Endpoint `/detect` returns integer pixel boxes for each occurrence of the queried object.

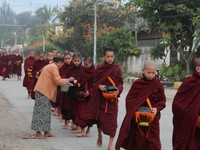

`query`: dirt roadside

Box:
[0,92,57,150]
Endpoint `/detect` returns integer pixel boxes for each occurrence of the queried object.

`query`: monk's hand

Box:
[99,85,106,91]
[151,108,157,115]
[84,91,89,97]
[115,89,119,97]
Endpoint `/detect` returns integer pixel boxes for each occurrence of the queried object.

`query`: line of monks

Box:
[14,48,200,150]
[0,50,23,81]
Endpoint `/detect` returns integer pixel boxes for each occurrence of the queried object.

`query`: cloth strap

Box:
[105,76,117,113]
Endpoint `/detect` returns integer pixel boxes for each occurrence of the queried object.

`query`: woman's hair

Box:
[53,56,64,63]
[73,53,82,60]
[103,48,114,56]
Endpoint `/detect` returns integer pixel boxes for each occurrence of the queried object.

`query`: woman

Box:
[25,56,74,139]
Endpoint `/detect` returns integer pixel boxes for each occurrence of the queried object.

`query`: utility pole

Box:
[93,0,97,66]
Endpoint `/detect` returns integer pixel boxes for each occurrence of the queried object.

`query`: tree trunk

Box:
[185,60,190,74]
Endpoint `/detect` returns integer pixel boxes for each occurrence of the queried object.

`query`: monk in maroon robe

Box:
[23,50,36,98]
[172,56,200,150]
[13,50,23,81]
[54,53,73,121]
[61,53,83,129]
[0,52,9,80]
[74,57,95,137]
[31,50,47,99]
[115,61,166,150]
[86,48,123,150]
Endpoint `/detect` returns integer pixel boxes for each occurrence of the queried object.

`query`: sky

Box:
[0,0,68,14]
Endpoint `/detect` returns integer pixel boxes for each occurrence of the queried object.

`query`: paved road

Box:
[0,77,177,150]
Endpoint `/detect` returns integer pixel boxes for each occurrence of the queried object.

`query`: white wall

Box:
[127,47,170,74]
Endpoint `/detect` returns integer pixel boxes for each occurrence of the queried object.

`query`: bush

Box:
[159,63,187,82]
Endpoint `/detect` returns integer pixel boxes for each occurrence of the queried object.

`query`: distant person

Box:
[13,50,23,81]
[23,50,36,99]
[23,56,74,139]
[115,60,166,150]
[0,51,9,80]
[172,56,200,150]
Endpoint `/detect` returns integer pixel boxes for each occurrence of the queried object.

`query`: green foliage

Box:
[86,28,141,64]
[56,0,137,56]
[0,1,16,42]
[129,0,200,74]
[159,62,187,82]
[150,43,167,60]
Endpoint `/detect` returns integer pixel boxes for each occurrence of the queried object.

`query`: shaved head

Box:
[143,60,157,69]
[192,56,200,72]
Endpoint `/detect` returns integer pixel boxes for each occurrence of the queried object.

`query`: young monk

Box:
[55,52,73,122]
[115,60,166,150]
[172,56,200,150]
[31,50,47,99]
[23,50,36,98]
[61,53,83,130]
[74,56,95,137]
[45,52,54,64]
[86,48,123,150]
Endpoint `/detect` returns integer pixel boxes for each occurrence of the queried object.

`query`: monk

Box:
[13,50,23,81]
[115,60,166,150]
[74,56,95,137]
[172,56,200,150]
[0,51,9,80]
[45,52,54,64]
[86,48,123,150]
[23,50,36,98]
[61,53,83,130]
[54,52,73,121]
[31,50,47,99]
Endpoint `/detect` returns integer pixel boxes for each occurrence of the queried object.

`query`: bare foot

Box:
[76,130,86,137]
[44,131,55,137]
[62,124,68,129]
[108,146,115,150]
[96,136,102,147]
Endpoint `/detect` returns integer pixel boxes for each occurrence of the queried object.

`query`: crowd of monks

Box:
[0,50,23,81]
[1,48,200,150]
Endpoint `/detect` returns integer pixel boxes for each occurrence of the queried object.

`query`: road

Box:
[0,77,177,150]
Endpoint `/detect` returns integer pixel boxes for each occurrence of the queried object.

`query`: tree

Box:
[35,5,58,24]
[0,1,16,44]
[130,0,200,74]
[85,27,141,71]
[55,0,137,55]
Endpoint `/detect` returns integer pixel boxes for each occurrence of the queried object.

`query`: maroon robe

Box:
[7,54,14,76]
[86,63,123,137]
[14,55,23,76]
[0,55,9,78]
[54,63,73,109]
[172,72,200,150]
[60,64,83,121]
[115,76,166,150]
[74,65,95,128]
[31,59,47,99]
[22,57,36,94]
